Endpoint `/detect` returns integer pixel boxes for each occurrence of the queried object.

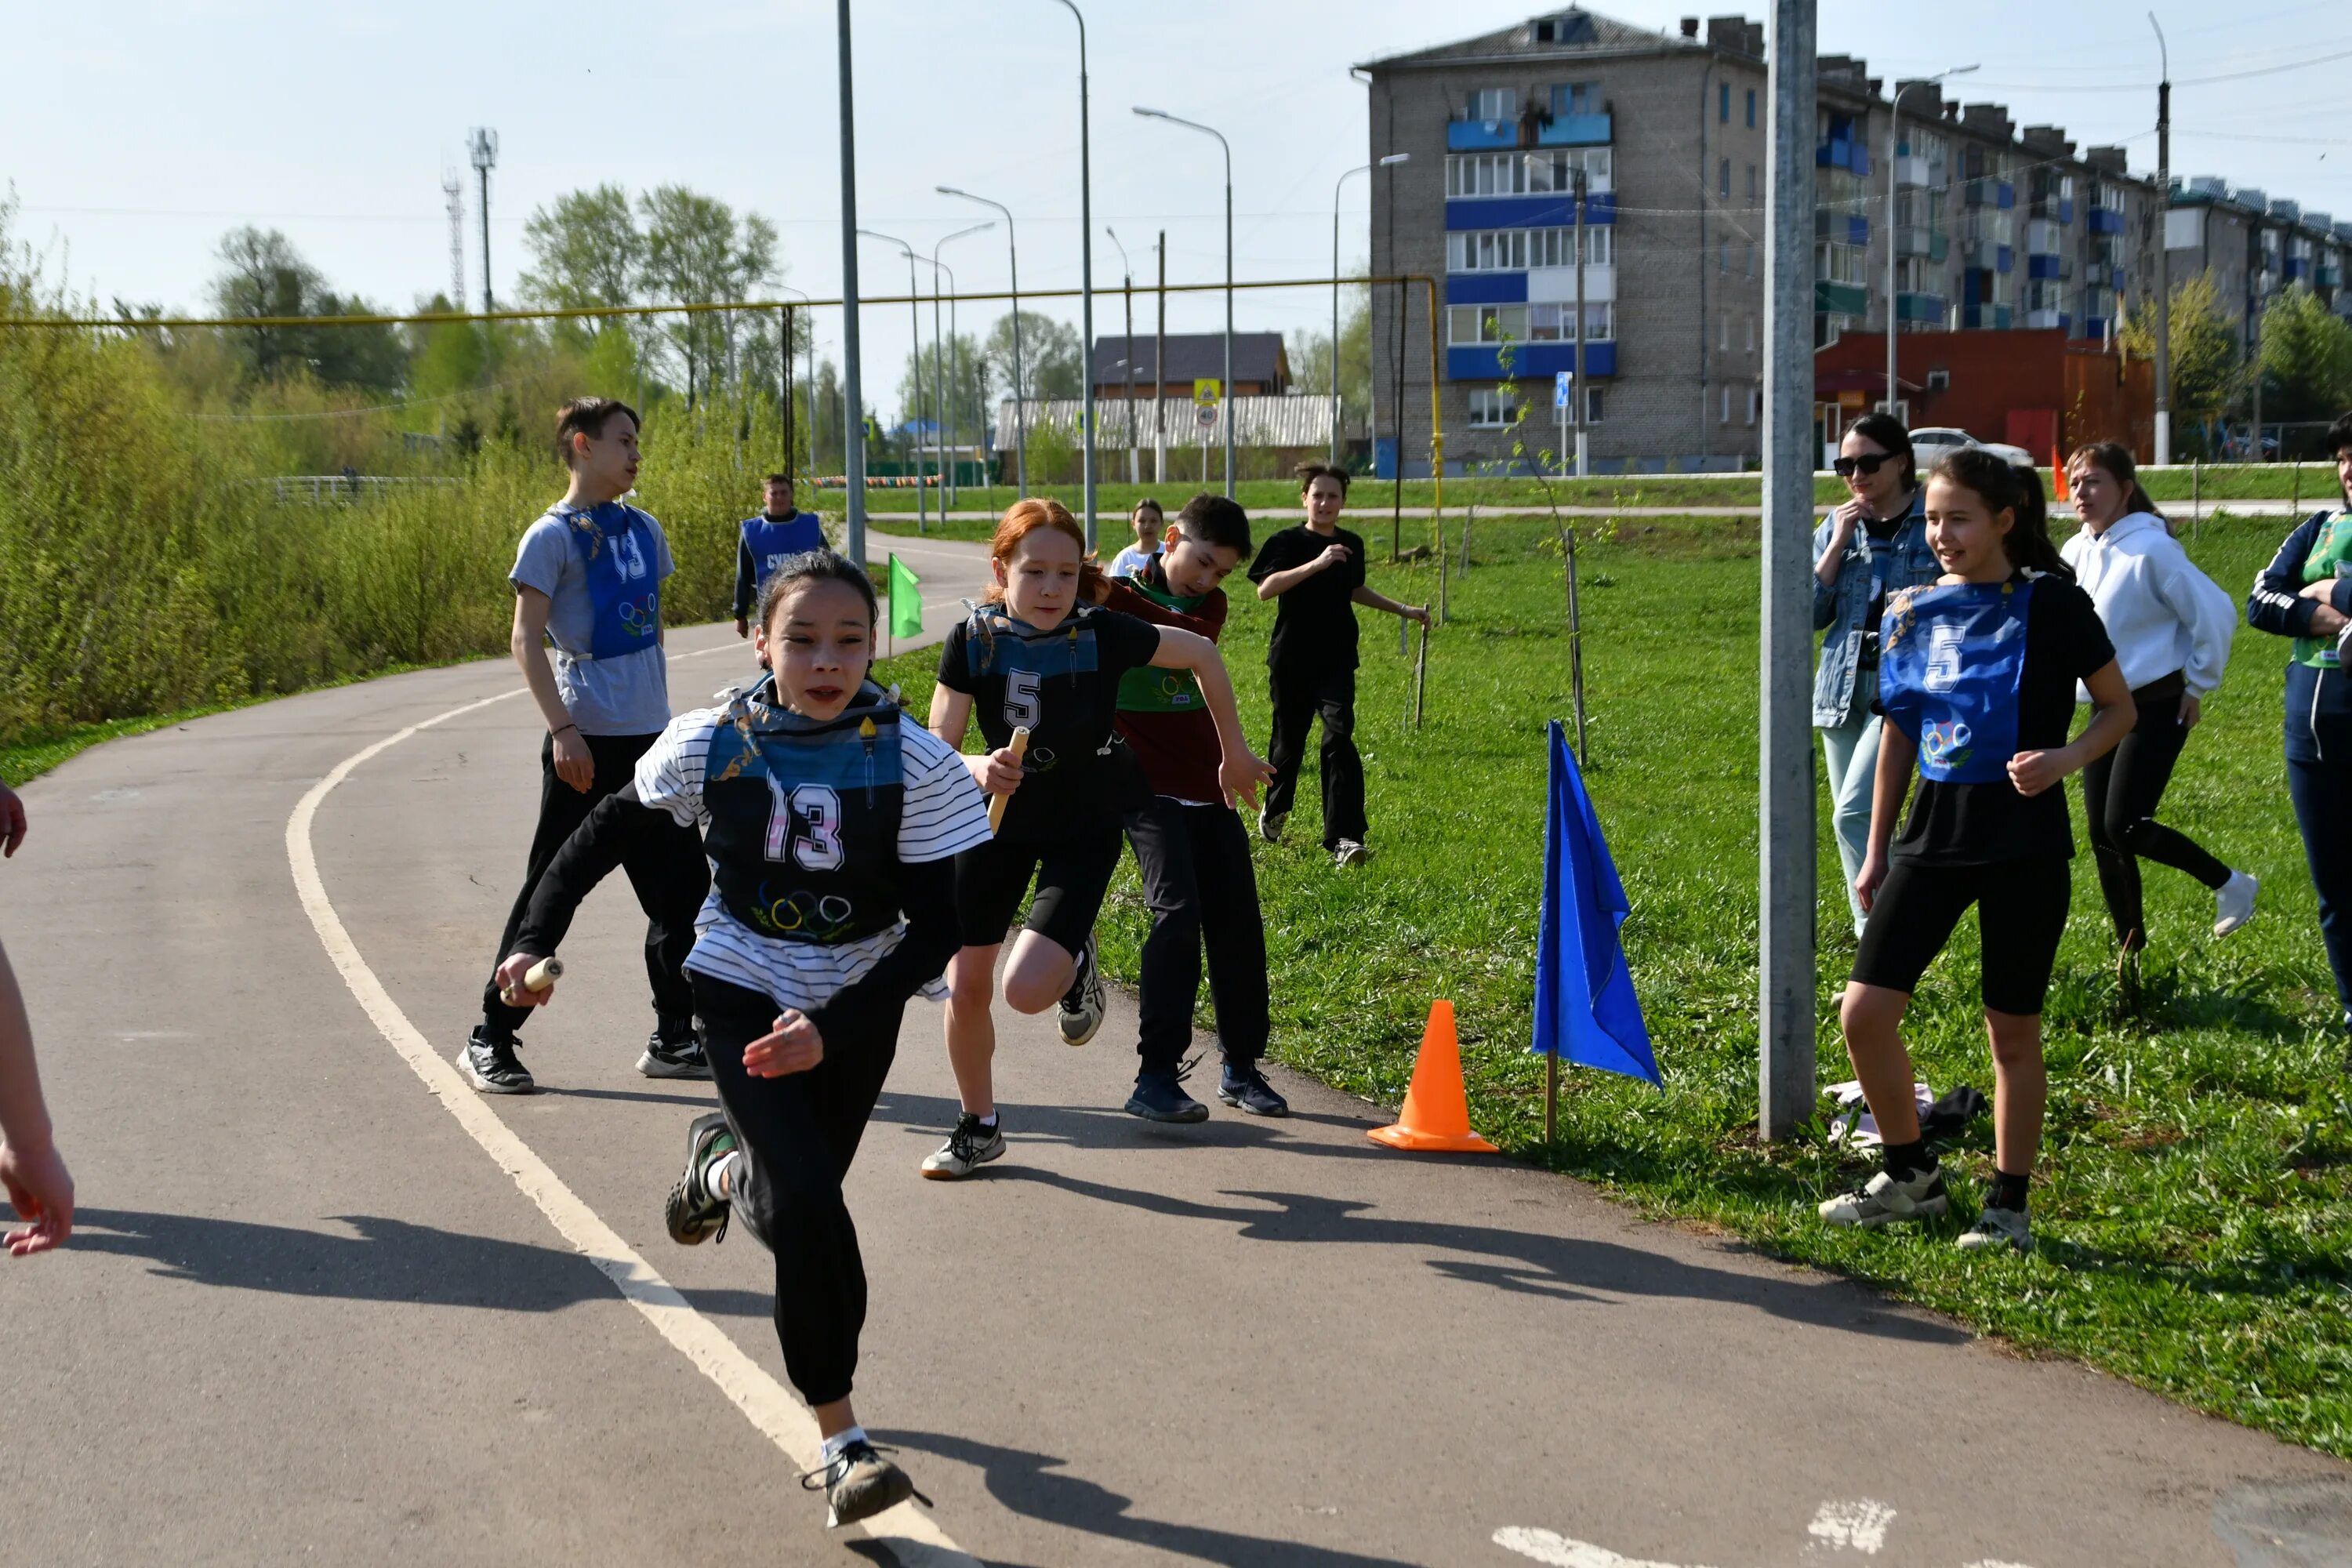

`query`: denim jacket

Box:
[1811,489,1938,727]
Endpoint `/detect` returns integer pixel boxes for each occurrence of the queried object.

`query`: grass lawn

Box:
[877,506,2352,1461]
[841,464,2348,521]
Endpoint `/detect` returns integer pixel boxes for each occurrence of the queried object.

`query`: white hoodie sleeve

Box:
[2148,533,2238,695]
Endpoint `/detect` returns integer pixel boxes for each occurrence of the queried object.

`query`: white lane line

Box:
[1493,1526,1715,1568]
[285,682,977,1566]
[1806,1500,1896,1555]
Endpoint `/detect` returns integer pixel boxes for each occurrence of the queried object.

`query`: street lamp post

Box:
[1135,107,1234,498]
[834,0,866,566]
[932,221,993,510]
[1106,227,1140,484]
[1886,66,1976,417]
[1332,154,1410,467]
[858,229,931,532]
[939,186,1024,492]
[1047,0,1099,546]
[2151,12,2173,466]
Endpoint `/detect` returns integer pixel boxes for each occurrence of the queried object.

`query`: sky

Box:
[7,1,2348,423]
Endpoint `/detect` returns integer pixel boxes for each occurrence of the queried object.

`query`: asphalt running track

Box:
[8,532,2350,1566]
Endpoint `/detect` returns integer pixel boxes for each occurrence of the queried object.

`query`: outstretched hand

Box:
[743,1010,824,1078]
[1219,749,1276,813]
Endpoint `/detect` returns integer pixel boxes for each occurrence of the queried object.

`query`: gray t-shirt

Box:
[510,503,677,735]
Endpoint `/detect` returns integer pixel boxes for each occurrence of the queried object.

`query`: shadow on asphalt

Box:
[862,1429,1421,1568]
[71,1208,772,1318]
[872,1090,1390,1163]
[984,1169,1965,1345]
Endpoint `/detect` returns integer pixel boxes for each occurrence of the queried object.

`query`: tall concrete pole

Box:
[1760,0,1819,1141]
[1050,0,1098,545]
[835,0,867,567]
[2152,13,2173,466]
[1886,69,1976,418]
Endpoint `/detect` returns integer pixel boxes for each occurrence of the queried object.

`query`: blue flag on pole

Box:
[1533,720,1660,1084]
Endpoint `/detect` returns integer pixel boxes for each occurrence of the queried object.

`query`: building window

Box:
[1719,82,1731,122]
[1816,241,1867,285]
[1584,387,1605,424]
[1719,315,1730,351]
[1446,226,1610,273]
[1468,387,1520,427]
[1746,163,1759,201]
[1460,88,1517,122]
[1446,301,1610,345]
[1747,386,1761,426]
[1721,385,1733,423]
[1746,88,1757,128]
[1745,314,1756,350]
[1552,82,1600,117]
[1746,242,1758,278]
[1720,241,1731,274]
[1446,149,1612,198]
[1719,158,1731,198]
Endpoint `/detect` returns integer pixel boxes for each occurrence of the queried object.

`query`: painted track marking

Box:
[285,678,976,1566]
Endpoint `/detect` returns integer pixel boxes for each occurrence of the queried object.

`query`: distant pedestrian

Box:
[1247,463,1427,866]
[2062,441,2250,997]
[1821,452,2133,1255]
[735,474,829,639]
[2245,410,2352,1061]
[1813,412,1940,935]
[0,780,71,1256]
[1107,497,1167,579]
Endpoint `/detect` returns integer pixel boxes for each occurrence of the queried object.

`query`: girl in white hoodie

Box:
[2061,442,2255,983]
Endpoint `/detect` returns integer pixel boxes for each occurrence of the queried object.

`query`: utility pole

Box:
[1760,0,1818,1142]
[1108,228,1138,483]
[2151,13,2173,466]
[2250,289,2267,461]
[1572,164,1588,478]
[1154,232,1167,485]
[1887,69,1978,418]
[441,169,466,310]
[834,0,867,567]
[467,129,498,313]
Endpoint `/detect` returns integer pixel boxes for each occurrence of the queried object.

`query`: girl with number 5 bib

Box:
[1820,452,2135,1256]
[494,550,996,1528]
[920,499,1272,1180]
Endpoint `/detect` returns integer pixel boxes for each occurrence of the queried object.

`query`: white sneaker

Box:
[919,1112,1006,1180]
[1258,807,1287,844]
[1956,1205,2033,1254]
[2212,869,2258,938]
[1817,1164,1948,1229]
[1333,839,1369,868]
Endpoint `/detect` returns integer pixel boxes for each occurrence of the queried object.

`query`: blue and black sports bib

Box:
[1879,579,2034,784]
[554,501,662,659]
[700,679,905,945]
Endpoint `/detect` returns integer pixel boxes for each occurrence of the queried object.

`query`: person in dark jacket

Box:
[2245,409,2352,1057]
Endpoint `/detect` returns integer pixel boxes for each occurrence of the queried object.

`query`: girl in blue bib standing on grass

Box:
[1819,450,2135,1255]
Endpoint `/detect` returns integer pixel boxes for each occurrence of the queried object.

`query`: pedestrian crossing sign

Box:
[1555,371,1574,408]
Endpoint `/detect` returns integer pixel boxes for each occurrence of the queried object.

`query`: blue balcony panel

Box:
[2083,315,2111,341]
[1445,273,1529,305]
[1996,182,2015,209]
[1536,112,1613,147]
[2087,207,2124,235]
[1996,245,2014,274]
[1446,120,1519,152]
[1444,194,1615,231]
[1446,342,1613,382]
[1846,215,1869,246]
[2027,253,2061,280]
[1817,140,1855,172]
[2286,258,2313,281]
[1896,292,1946,324]
[2060,199,2075,224]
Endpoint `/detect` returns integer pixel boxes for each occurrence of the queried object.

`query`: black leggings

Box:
[2079,673,2230,944]
[695,971,899,1409]
[1265,663,1367,850]
[1851,856,2072,1016]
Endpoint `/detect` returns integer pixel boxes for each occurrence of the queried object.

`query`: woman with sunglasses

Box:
[1813,412,1941,934]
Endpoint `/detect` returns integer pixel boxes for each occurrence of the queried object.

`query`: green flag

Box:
[888,554,924,641]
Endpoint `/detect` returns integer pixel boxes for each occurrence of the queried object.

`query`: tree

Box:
[2122,270,2238,432]
[2255,284,2352,426]
[637,186,779,406]
[209,226,404,393]
[517,185,643,312]
[1286,280,1374,436]
[982,311,1083,402]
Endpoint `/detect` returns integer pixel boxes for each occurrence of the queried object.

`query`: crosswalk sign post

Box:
[1555,371,1573,477]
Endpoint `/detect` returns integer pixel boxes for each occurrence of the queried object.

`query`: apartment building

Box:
[1361,8,2178,474]
[2165,179,2352,361]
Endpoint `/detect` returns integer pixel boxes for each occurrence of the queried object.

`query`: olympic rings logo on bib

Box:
[617,593,660,638]
[1921,719,1973,771]
[753,884,857,940]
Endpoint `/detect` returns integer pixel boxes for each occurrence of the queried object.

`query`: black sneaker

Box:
[458,1027,535,1094]
[802,1439,915,1529]
[1125,1070,1210,1123]
[1217,1063,1290,1117]
[919,1112,1007,1180]
[664,1111,735,1246]
[1057,935,1106,1047]
[638,1028,713,1080]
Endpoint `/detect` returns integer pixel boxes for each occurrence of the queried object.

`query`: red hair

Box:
[984,497,1106,605]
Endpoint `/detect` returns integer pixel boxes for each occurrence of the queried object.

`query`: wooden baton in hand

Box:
[502,956,564,1006]
[986,727,1032,833]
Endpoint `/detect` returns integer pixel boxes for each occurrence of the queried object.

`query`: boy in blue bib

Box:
[733,473,828,638]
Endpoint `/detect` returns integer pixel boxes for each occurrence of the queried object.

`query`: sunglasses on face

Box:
[1834,452,1896,478]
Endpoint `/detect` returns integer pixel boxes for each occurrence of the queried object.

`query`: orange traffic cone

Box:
[1367,1000,1499,1153]
[2052,447,2070,501]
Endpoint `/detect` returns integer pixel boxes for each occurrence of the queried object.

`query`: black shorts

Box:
[1850,855,2072,1016]
[953,817,1123,955]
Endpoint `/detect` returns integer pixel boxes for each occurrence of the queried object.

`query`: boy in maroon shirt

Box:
[1099,494,1287,1122]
